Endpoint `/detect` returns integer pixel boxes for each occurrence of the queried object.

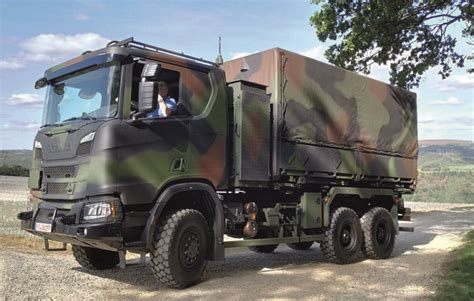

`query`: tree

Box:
[310,0,473,89]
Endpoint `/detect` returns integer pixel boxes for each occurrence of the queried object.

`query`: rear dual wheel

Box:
[321,206,397,264]
[360,207,396,259]
[321,207,363,264]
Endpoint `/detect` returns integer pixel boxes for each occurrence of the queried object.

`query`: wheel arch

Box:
[324,187,398,226]
[143,181,224,261]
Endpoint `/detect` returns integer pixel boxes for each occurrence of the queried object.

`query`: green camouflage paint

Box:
[223,48,418,186]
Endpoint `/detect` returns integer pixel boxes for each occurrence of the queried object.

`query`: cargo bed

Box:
[223,48,418,189]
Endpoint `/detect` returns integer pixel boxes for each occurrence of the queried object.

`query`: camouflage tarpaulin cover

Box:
[223,48,418,159]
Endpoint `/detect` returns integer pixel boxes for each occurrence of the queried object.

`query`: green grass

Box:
[433,231,474,301]
[444,164,474,171]
[405,172,474,203]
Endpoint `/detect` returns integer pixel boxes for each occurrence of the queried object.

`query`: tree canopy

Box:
[310,0,473,89]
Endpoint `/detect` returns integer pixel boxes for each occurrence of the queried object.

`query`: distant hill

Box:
[419,139,471,147]
[418,141,474,171]
[0,150,32,170]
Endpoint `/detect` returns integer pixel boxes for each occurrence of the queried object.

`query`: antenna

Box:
[215,36,224,65]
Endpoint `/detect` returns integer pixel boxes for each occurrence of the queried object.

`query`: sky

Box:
[0,0,472,149]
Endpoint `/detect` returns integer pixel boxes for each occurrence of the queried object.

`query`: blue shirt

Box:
[147,96,177,118]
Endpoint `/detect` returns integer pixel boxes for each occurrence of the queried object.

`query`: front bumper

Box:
[18,196,124,251]
[20,214,123,251]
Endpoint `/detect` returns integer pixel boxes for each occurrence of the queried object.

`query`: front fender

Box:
[142,182,224,261]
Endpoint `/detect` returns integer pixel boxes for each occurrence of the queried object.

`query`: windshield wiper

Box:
[40,123,62,128]
[62,115,97,122]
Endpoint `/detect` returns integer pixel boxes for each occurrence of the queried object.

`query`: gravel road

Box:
[1,206,473,300]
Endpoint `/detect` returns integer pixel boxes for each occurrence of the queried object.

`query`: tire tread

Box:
[150,209,207,288]
[320,207,362,264]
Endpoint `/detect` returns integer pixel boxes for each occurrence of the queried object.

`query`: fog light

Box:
[84,228,88,236]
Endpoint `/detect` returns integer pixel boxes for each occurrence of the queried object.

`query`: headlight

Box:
[80,132,95,144]
[34,140,42,149]
[82,200,120,222]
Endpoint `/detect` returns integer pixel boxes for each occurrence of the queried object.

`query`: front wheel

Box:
[150,209,209,288]
[72,245,120,270]
[321,207,363,264]
[360,207,396,259]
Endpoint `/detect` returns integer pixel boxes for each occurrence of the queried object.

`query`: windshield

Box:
[41,63,120,126]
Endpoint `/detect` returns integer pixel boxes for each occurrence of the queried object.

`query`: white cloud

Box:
[435,74,474,91]
[1,121,41,131]
[0,60,24,70]
[19,33,108,62]
[74,13,90,21]
[0,33,109,72]
[432,97,464,105]
[5,93,43,107]
[418,114,435,124]
[299,46,327,62]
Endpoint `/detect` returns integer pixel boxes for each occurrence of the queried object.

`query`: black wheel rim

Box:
[179,228,201,271]
[375,220,391,246]
[339,221,356,250]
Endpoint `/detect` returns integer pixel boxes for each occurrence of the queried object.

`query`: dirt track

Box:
[1,206,473,300]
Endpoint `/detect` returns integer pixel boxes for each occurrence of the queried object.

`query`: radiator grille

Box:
[46,183,69,194]
[44,166,76,178]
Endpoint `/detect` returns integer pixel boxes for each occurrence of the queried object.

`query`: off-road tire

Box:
[361,207,396,259]
[248,226,279,254]
[150,209,209,288]
[321,207,363,264]
[287,241,314,250]
[72,245,120,270]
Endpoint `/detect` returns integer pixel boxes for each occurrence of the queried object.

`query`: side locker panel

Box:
[229,80,270,185]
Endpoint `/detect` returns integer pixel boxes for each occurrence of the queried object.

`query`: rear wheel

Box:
[72,245,120,270]
[321,207,363,264]
[287,241,314,250]
[150,209,209,288]
[361,207,396,259]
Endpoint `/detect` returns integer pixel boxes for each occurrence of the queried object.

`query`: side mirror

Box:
[142,62,161,80]
[136,62,161,115]
[138,81,158,113]
[35,77,48,89]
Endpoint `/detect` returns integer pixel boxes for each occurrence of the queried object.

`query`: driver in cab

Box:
[147,81,177,118]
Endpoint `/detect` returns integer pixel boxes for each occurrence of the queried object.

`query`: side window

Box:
[130,61,181,117]
[130,60,212,118]
[180,69,212,116]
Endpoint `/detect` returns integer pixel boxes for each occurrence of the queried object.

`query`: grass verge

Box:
[434,230,474,301]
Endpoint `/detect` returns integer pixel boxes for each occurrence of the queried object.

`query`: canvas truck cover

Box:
[223,48,418,183]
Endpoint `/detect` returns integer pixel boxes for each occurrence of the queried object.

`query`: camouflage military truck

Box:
[18,37,416,288]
